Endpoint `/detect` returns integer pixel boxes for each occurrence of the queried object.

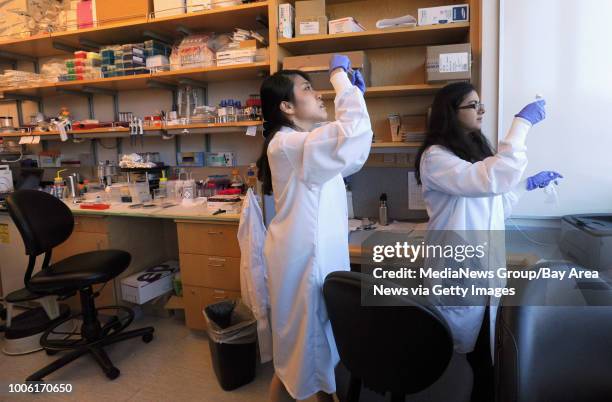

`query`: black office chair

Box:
[495,261,612,402]
[323,271,471,402]
[6,189,154,381]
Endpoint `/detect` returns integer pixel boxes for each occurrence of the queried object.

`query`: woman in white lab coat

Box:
[256,57,372,402]
[414,82,561,401]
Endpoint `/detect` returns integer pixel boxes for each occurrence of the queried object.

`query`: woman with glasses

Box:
[414,82,560,402]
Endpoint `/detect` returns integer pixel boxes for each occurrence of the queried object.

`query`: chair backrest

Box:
[496,261,612,402]
[323,271,454,395]
[6,189,74,256]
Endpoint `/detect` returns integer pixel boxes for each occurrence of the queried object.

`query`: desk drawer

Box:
[184,285,241,330]
[180,253,240,290]
[177,222,239,257]
[74,216,108,234]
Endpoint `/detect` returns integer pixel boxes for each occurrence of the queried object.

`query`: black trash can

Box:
[204,300,257,391]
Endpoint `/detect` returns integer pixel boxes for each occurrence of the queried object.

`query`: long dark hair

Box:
[256,70,310,195]
[414,82,494,184]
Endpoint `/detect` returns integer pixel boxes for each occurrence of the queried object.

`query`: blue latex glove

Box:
[329,54,351,74]
[515,99,546,125]
[526,171,563,191]
[352,69,366,94]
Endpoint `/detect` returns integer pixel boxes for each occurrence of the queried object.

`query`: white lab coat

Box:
[419,117,531,354]
[263,71,373,400]
[238,189,273,363]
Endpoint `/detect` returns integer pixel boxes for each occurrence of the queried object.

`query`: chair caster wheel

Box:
[142,333,153,343]
[106,367,120,380]
[45,349,59,356]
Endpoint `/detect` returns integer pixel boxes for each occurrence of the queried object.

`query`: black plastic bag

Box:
[204,300,236,329]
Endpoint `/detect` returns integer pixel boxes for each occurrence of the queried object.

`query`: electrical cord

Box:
[507,218,558,247]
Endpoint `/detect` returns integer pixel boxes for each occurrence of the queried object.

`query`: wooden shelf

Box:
[0,121,262,139]
[278,23,470,54]
[319,84,444,100]
[0,63,270,97]
[0,2,269,58]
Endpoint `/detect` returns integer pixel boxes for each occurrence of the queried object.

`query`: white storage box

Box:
[0,165,13,193]
[328,17,365,34]
[154,0,186,18]
[187,0,212,12]
[418,4,469,26]
[121,261,179,305]
[278,3,295,39]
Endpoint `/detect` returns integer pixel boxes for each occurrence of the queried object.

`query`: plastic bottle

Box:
[346,183,354,219]
[379,193,388,226]
[53,169,67,199]
[230,168,245,193]
[246,163,257,194]
[159,170,168,197]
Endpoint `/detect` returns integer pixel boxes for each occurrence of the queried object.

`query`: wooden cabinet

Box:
[177,220,241,330]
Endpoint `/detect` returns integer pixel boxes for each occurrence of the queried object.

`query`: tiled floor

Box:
[0,313,321,402]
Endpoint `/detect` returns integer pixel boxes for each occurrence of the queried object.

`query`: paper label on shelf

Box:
[439,52,469,73]
[408,171,426,210]
[0,224,9,244]
[246,126,257,136]
[299,21,320,35]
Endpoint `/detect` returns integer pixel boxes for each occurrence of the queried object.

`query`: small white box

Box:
[186,0,212,12]
[418,4,469,26]
[278,3,295,39]
[154,0,186,18]
[328,17,365,34]
[121,261,179,305]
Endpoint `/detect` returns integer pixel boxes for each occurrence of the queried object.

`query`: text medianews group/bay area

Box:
[372,267,599,281]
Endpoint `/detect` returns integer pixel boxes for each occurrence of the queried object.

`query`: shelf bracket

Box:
[146,80,177,91]
[78,39,102,52]
[0,51,37,63]
[52,41,81,54]
[15,99,24,127]
[177,78,207,88]
[176,25,193,36]
[81,86,117,96]
[142,30,173,44]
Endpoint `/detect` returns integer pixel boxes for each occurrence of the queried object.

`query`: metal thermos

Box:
[68,175,77,201]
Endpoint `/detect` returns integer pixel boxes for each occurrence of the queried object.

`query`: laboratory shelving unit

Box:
[0,0,482,154]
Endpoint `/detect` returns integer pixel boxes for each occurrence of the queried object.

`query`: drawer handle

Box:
[213,296,227,300]
[207,231,223,235]
[208,263,225,268]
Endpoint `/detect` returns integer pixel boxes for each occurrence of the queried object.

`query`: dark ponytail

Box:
[257,70,311,195]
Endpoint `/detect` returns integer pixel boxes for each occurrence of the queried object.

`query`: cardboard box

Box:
[278,3,295,39]
[121,261,178,305]
[77,0,94,29]
[0,0,30,38]
[96,0,153,26]
[186,0,212,12]
[418,4,469,26]
[283,51,370,90]
[426,43,471,82]
[328,17,365,35]
[295,0,327,37]
[154,0,186,18]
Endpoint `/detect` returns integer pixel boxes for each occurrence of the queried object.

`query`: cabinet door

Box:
[177,222,240,257]
[180,253,241,290]
[184,285,241,330]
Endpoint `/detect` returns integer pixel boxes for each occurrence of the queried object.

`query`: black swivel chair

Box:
[6,189,154,381]
[323,271,472,402]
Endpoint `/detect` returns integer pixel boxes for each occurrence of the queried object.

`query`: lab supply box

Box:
[121,261,179,305]
[96,0,153,26]
[295,0,327,37]
[278,3,295,39]
[187,0,212,12]
[205,152,237,167]
[426,43,471,82]
[154,0,187,18]
[418,4,469,26]
[283,51,370,90]
[328,17,365,35]
[177,152,206,167]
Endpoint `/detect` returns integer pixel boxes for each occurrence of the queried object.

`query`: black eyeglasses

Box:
[457,102,485,113]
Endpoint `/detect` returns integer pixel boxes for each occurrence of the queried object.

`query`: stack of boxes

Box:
[59,51,103,81]
[216,29,267,67]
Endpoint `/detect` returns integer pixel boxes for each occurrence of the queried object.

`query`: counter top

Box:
[65,200,241,223]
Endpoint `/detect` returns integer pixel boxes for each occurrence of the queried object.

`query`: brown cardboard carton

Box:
[426,43,472,82]
[96,0,153,26]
